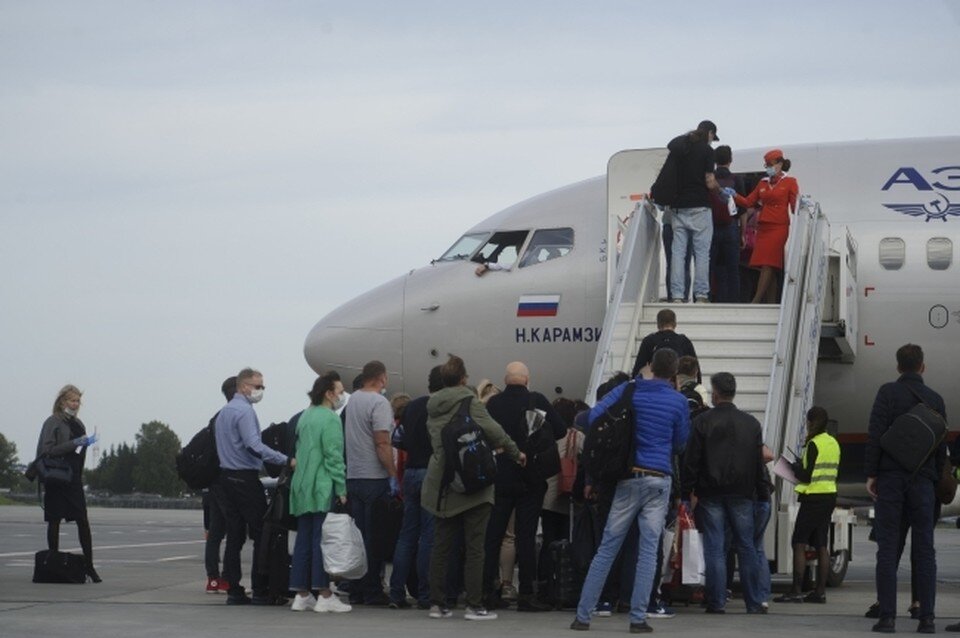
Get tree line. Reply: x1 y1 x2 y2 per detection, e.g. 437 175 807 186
0 421 186 497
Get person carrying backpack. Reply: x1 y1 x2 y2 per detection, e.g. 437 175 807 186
571 349 690 634
677 356 710 417
630 309 699 381
421 355 526 622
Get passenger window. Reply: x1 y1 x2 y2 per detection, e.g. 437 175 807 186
437 232 490 262
472 230 529 269
926 237 953 270
519 227 575 268
879 237 905 270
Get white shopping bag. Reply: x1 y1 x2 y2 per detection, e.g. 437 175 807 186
661 528 676 580
681 528 705 585
321 512 368 580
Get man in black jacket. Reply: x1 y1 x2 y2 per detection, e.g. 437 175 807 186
483 361 566 611
631 308 699 380
866 344 946 634
681 372 766 614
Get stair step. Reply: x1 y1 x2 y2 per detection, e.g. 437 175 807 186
636 324 780 342
642 303 781 324
696 357 772 376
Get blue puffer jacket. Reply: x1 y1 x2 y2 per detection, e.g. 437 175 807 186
588 378 690 475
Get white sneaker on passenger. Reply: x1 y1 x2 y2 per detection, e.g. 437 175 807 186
429 605 453 619
464 607 497 620
290 594 317 611
314 594 352 613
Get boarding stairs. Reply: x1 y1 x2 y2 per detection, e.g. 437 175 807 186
587 195 832 488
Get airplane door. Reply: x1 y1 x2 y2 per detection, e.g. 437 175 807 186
838 228 859 360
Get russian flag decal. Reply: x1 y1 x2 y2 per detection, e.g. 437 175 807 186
517 294 560 317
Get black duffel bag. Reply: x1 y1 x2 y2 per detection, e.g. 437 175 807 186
33 550 87 584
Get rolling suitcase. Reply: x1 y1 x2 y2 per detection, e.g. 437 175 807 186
548 501 582 609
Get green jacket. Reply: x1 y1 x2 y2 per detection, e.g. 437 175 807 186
289 405 347 516
421 385 521 518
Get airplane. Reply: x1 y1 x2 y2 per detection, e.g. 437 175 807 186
304 136 960 577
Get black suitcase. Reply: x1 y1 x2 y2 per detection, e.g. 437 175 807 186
33 550 86 584
548 539 580 609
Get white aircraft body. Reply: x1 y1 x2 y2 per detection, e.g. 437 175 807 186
306 136 958 480
305 136 960 580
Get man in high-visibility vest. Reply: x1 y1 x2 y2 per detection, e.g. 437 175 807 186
773 407 839 604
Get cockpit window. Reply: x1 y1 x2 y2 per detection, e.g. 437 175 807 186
471 230 529 269
519 227 574 268
437 232 490 262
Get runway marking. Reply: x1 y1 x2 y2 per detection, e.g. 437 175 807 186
155 555 197 562
0 540 204 558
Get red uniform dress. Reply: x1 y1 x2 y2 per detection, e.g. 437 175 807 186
734 174 799 270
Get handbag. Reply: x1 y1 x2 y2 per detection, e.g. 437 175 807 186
558 430 580 496
34 456 74 485
937 463 958 505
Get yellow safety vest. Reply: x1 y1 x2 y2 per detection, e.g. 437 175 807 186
795 432 840 495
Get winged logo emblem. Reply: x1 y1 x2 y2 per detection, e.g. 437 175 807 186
884 194 960 222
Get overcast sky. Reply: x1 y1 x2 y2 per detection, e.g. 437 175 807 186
2 1 959 469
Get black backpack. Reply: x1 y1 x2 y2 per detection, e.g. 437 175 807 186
679 380 709 419
439 396 497 504
581 381 637 483
880 384 948 474
175 417 219 490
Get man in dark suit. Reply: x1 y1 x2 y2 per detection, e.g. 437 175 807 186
866 344 946 634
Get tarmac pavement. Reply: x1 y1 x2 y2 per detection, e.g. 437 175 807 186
2 506 960 637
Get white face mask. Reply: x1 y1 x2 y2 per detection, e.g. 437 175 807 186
64 407 77 417
248 389 264 404
332 393 347 411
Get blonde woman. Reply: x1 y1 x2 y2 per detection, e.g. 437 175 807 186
36 384 100 582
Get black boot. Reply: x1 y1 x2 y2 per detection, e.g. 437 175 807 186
517 594 553 612
86 564 102 583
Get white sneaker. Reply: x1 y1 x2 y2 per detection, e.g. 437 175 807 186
464 606 497 620
291 594 317 611
429 605 453 619
314 594 352 613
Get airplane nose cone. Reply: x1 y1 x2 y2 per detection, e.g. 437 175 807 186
304 275 404 384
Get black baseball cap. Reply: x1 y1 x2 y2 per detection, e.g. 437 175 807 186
697 120 719 141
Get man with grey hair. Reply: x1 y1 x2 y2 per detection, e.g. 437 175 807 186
214 367 294 606
680 372 767 614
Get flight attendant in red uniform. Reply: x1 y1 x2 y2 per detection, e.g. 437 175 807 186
732 149 798 303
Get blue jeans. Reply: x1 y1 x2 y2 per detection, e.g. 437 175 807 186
710 223 741 303
347 477 390 602
695 495 762 611
576 475 670 624
670 207 713 300
662 216 691 301
875 472 936 621
388 468 433 605
290 512 330 591
752 500 772 603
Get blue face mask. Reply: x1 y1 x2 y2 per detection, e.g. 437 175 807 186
765 165 778 177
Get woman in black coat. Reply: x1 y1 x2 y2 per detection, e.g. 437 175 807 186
36 384 100 582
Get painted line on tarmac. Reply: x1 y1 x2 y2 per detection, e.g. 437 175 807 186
154 555 197 562
0 539 203 558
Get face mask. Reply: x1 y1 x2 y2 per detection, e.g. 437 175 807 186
332 393 347 411
248 389 264 404
765 166 778 177
380 388 387 396
64 407 77 417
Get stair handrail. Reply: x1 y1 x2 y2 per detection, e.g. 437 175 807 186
585 198 660 404
777 204 831 507
762 197 817 455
